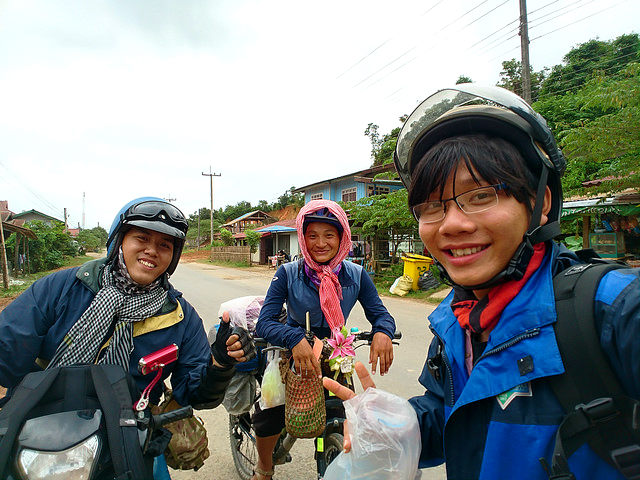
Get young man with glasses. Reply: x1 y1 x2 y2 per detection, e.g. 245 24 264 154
324 85 639 479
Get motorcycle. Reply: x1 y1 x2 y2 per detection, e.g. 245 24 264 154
0 345 192 480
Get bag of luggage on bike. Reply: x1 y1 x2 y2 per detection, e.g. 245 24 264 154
154 389 210 471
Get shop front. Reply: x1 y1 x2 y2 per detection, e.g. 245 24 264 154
562 192 640 267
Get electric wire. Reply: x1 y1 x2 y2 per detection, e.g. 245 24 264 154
0 160 64 219
335 0 447 80
353 0 508 89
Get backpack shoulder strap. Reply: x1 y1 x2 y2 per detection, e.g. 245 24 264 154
545 262 640 480
90 365 149 480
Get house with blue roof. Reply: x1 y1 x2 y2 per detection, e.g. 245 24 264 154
292 163 403 204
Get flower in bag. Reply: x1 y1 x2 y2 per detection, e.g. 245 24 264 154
327 327 355 359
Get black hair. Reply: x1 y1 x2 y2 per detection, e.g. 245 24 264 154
408 134 538 213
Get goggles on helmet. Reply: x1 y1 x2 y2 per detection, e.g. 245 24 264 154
121 201 188 239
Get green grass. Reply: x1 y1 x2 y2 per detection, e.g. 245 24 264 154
1 255 93 298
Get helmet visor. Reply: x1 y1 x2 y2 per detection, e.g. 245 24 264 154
395 85 540 184
123 201 188 239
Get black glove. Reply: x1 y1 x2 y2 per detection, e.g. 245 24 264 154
211 320 257 367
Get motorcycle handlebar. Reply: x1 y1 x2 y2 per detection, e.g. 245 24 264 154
253 330 402 348
153 406 193 428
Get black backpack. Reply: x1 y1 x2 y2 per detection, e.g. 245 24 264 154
544 254 640 480
0 364 154 480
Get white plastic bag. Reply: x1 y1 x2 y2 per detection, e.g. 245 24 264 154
323 387 422 480
217 295 265 333
389 275 412 296
258 350 286 410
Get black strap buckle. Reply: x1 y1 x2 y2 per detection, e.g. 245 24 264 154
611 444 640 480
576 397 619 425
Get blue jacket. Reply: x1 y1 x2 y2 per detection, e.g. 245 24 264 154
409 243 640 480
0 259 216 407
256 260 396 348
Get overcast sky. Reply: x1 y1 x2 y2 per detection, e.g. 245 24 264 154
1 0 638 230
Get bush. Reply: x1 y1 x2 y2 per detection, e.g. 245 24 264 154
24 221 78 272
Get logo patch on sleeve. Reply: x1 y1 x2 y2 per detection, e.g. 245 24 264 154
496 382 532 410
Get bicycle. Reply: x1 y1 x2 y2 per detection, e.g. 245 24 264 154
228 329 402 480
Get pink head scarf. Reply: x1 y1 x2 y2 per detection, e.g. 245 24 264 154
296 200 352 333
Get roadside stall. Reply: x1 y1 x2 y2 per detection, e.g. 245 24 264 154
561 192 640 267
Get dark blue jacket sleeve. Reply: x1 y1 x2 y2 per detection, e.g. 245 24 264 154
595 268 640 399
357 268 396 339
255 266 306 350
408 336 446 468
170 298 216 406
0 269 76 388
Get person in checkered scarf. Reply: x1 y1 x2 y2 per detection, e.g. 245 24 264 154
0 198 256 476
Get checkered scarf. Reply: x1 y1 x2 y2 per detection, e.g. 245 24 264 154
48 248 168 370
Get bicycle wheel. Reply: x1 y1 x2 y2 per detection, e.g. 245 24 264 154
316 432 344 476
229 412 257 480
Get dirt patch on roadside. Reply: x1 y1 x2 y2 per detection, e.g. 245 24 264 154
0 295 17 313
180 249 211 262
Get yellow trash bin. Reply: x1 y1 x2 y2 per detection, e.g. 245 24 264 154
401 253 433 291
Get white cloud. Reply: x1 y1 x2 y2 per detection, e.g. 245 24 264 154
0 0 638 229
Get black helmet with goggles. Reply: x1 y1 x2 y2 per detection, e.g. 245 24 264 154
106 197 189 276
394 84 566 290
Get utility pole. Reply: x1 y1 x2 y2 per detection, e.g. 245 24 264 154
0 217 9 289
519 0 532 103
202 167 221 246
64 208 68 233
197 208 201 251
82 192 85 230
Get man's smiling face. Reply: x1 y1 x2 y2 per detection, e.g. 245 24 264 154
121 227 174 285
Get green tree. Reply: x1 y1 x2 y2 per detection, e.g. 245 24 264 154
539 34 640 98
220 228 234 246
77 230 101 254
342 189 417 260
364 119 406 166
88 226 108 247
24 221 78 272
456 75 473 84
555 63 640 195
245 229 261 264
497 58 547 102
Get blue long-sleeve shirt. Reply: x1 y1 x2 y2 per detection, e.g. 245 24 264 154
256 260 396 349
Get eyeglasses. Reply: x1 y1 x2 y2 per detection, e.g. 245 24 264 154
412 184 507 224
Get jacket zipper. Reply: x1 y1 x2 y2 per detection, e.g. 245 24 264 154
477 328 541 361
430 327 456 406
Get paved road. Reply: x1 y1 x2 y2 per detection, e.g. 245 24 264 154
169 261 447 480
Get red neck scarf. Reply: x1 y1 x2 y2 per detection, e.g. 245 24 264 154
451 243 546 335
296 200 352 333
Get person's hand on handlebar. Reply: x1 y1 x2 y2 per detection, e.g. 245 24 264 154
211 311 256 367
292 337 323 378
369 331 394 375
323 361 375 453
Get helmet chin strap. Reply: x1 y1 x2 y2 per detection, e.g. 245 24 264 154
436 166 560 292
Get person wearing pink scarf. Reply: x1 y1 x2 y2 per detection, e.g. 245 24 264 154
251 199 396 480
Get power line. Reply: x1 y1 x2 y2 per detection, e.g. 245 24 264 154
530 0 632 43
353 0 508 89
335 0 447 80
0 160 63 218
